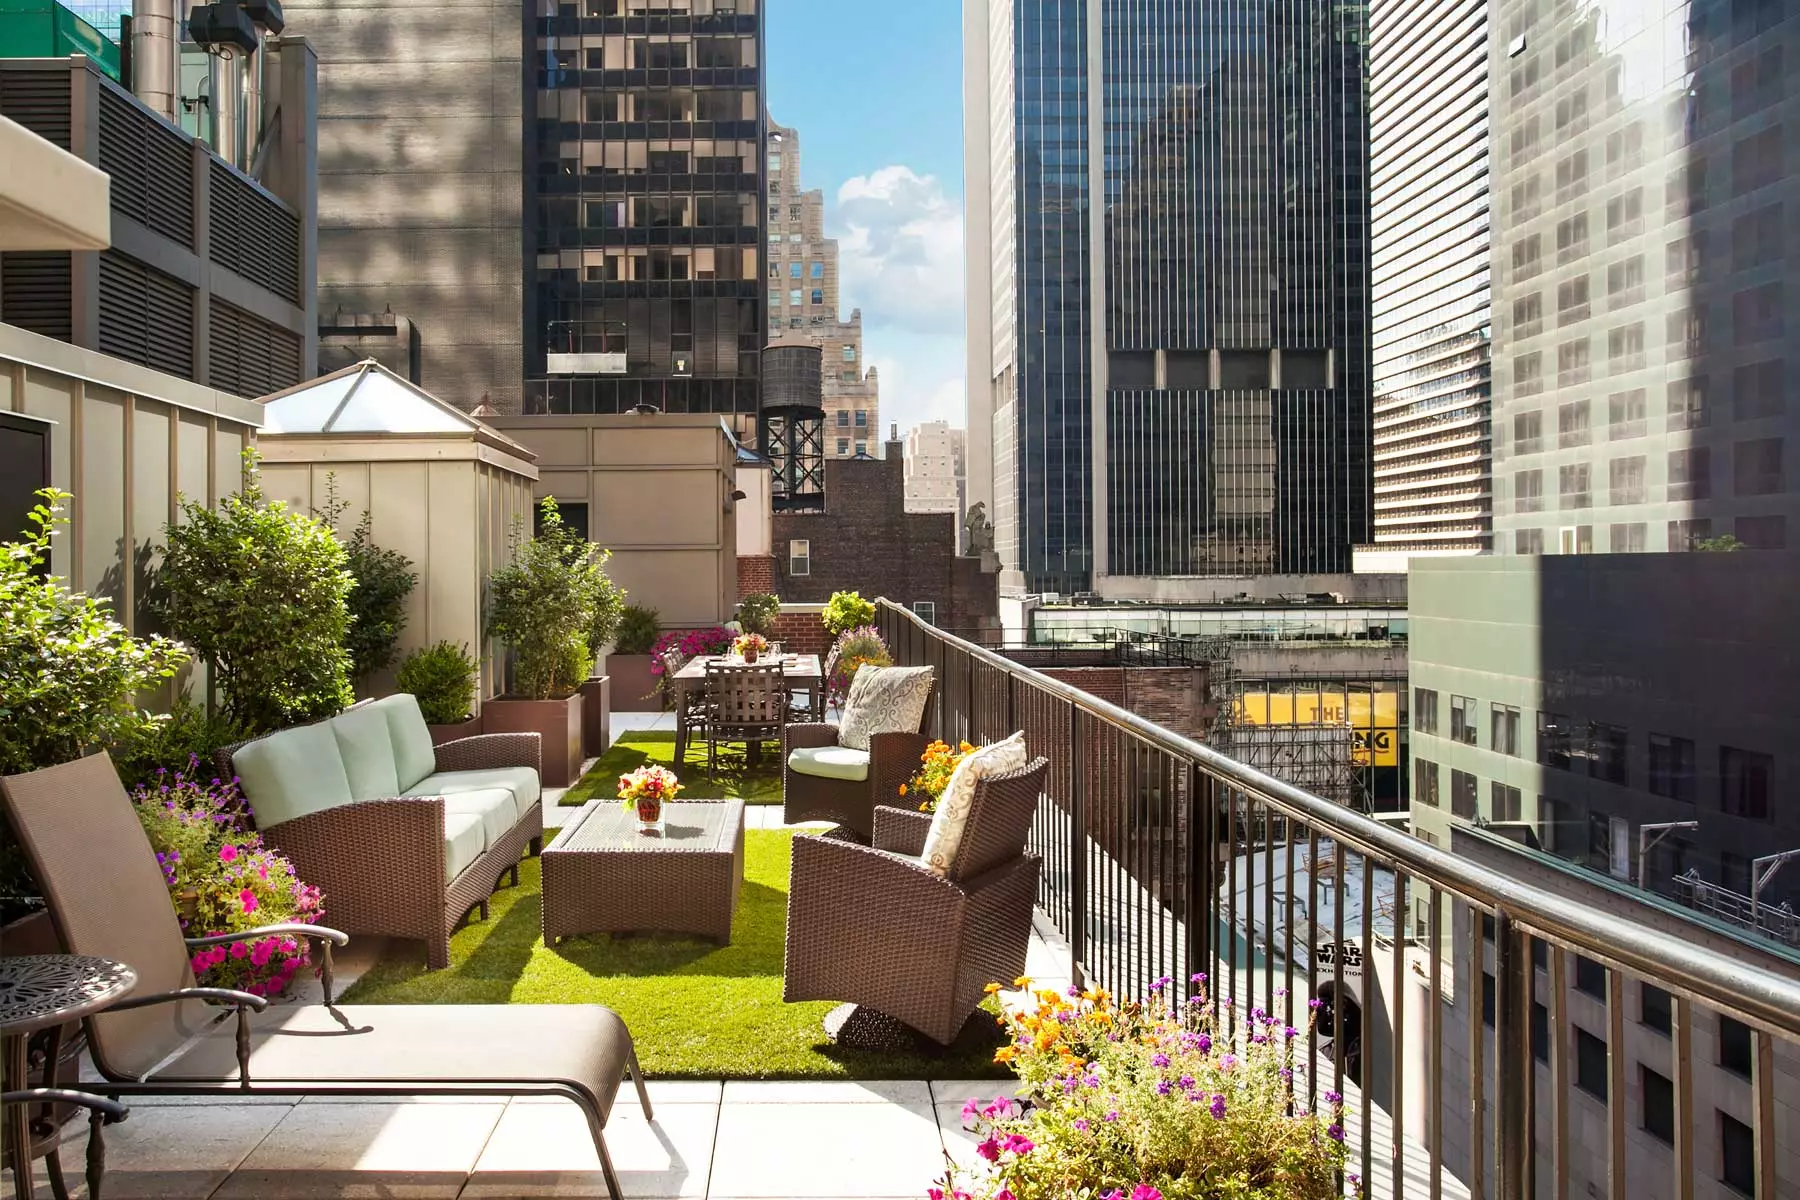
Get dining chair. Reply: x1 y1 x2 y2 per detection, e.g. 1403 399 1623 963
703 662 787 780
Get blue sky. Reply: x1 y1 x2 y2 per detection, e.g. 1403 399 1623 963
767 0 967 437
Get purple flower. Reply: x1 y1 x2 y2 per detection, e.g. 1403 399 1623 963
1155 1079 1172 1096
1149 974 1170 994
1210 1094 1228 1119
1326 1089 1343 1106
1309 997 1323 1010
1220 1053 1238 1069
1191 972 1207 984
1067 985 1083 998
1150 1052 1170 1068
1179 1074 1194 1089
1283 1025 1300 1039
1328 1123 1345 1142
1104 1109 1120 1122
1073 1117 1089 1132
1082 1072 1100 1088
1196 1033 1212 1053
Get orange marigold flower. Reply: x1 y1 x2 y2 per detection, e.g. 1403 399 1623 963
983 982 1003 995
993 1046 1016 1064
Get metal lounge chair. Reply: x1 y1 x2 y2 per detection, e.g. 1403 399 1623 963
782 756 1050 1045
0 753 654 1200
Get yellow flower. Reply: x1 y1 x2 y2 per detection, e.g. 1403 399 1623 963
897 783 907 796
1014 975 1033 988
983 982 1003 995
993 1046 1016 1064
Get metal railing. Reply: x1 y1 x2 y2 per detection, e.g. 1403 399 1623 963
876 600 1800 1200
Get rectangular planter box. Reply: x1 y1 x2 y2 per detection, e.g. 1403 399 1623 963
428 715 483 746
482 693 584 787
578 676 612 757
605 654 662 711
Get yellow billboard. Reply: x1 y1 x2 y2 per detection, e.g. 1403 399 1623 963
1235 691 1399 767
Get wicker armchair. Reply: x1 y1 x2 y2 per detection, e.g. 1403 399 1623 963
705 661 786 780
782 691 935 840
783 756 1049 1045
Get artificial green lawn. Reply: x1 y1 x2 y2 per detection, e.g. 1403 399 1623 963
559 730 783 806
339 829 1011 1079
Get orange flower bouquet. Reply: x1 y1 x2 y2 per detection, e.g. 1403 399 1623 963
899 738 976 813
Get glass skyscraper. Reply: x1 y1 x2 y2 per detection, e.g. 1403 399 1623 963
968 0 1373 594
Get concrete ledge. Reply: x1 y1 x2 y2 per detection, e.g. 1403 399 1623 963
0 113 109 252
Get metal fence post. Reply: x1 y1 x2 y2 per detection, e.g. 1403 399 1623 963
1183 761 1214 1007
1494 912 1530 1200
1068 701 1086 988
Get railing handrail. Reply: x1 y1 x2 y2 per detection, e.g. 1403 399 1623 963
876 600 1800 1038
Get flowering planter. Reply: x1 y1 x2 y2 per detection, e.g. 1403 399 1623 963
482 692 584 787
606 654 661 711
578 675 612 757
427 715 483 746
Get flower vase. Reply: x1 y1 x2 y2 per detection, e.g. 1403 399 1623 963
744 645 760 663
635 795 664 833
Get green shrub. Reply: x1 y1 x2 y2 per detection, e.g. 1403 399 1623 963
394 641 478 725
158 450 355 735
615 604 661 655
822 590 876 638
735 592 781 636
485 498 602 699
0 489 189 776
317 478 418 682
109 693 244 790
586 549 628 659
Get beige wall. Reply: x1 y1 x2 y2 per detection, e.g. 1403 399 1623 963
256 436 537 710
735 463 772 557
491 413 739 629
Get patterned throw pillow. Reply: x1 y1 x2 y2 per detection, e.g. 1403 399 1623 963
837 666 934 751
919 731 1029 877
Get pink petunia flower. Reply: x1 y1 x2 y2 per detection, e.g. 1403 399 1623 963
219 844 239 863
1131 1188 1163 1200
239 889 259 914
230 941 247 959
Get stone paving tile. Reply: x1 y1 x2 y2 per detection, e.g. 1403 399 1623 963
510 1080 723 1107
212 1100 506 1199
461 1097 717 1199
36 1099 292 1199
708 1100 946 1198
720 1080 931 1105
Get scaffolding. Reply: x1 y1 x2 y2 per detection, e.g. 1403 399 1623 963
1672 870 1800 949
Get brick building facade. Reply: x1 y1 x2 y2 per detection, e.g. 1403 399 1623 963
759 438 999 637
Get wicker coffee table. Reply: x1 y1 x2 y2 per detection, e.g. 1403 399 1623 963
542 799 745 946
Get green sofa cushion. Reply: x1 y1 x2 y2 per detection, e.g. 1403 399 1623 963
786 745 871 782
443 810 486 883
330 705 402 801
372 693 437 792
405 768 541 824
434 788 518 851
234 722 354 830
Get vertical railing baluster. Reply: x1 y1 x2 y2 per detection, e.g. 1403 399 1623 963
1283 813 1296 1033
1307 824 1320 1115
1752 1027 1775 1200
1331 835 1345 1109
1228 789 1240 1013
1068 702 1086 989
1548 945 1568 1200
1391 871 1408 1200
1263 802 1276 1019
1428 886 1443 1200
1469 904 1486 1200
1184 763 1212 1012
1605 967 1627 1200
1360 853 1374 1193
1495 913 1529 1200
1671 996 1693 1200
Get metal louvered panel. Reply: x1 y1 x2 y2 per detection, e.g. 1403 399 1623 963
208 299 301 399
0 69 71 148
97 85 194 247
208 163 300 304
0 253 73 341
97 251 194 379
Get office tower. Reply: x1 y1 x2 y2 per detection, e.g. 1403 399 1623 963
1368 0 1492 562
766 118 881 458
965 2 1373 595
903 420 966 516
523 0 765 425
1488 1 1800 554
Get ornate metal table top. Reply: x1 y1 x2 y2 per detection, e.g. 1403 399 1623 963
0 954 137 1036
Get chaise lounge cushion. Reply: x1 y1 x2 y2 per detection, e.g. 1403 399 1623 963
330 705 402 801
372 693 439 792
443 811 487 882
786 745 871 782
233 722 354 830
837 666 934 752
438 788 521 851
405 767 542 824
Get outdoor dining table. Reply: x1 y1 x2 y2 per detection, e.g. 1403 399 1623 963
670 653 822 765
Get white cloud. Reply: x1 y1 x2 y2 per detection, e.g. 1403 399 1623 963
866 331 966 436
830 165 965 337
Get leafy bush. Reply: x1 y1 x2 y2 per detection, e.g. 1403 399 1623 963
317 479 417 682
735 592 781 636
614 604 662 655
938 976 1349 1200
649 626 734 675
827 625 892 702
135 760 325 998
0 489 188 776
395 642 478 725
109 694 244 791
587 550 628 660
485 499 602 699
822 590 876 637
158 452 355 735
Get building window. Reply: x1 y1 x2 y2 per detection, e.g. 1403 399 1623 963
1588 722 1627 785
1482 971 1496 1027
1558 464 1592 509
911 601 936 625
767 152 781 171
1732 358 1785 421
1557 399 1591 447
1607 389 1646 439
836 410 849 427
788 289 803 306
1491 782 1522 822
1516 528 1545 555
1609 523 1646 552
1414 688 1439 735
1513 410 1543 453
842 345 857 362
1574 955 1606 998
1641 984 1672 1034
1513 351 1544 395
810 289 823 305
788 539 810 576
1641 1066 1674 1144
1719 1016 1752 1078
789 262 802 279
1669 518 1712 551
1557 337 1591 385
1720 1111 1756 1195
1533 1000 1550 1063
1450 696 1477 745
1414 758 1440 808
1556 276 1591 325
1539 796 1577 856
854 411 867 427
1491 704 1521 756
1668 448 1712 501
1720 746 1772 820
1736 514 1787 549
1575 1028 1608 1099
810 262 824 278
1559 525 1594 554
1539 712 1575 770
1648 734 1695 802
854 441 867 456
1451 770 1478 820
1733 438 1785 495
1514 470 1544 513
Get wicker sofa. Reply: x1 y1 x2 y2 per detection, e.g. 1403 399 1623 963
218 694 543 968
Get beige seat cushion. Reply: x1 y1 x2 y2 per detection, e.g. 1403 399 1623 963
837 666 933 751
919 731 1028 877
786 745 871 782
371 693 438 792
330 704 402 801
443 811 486 882
407 767 541 824
433 788 518 852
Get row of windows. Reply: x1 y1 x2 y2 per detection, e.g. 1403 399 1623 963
1415 688 1775 819
768 261 828 280
1508 442 1786 509
1512 516 1788 555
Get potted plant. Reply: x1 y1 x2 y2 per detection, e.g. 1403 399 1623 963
822 590 876 639
732 631 769 663
649 625 734 707
481 500 602 786
395 641 481 744
617 763 681 834
735 592 780 638
578 550 627 757
826 625 893 704
897 739 975 813
608 604 662 710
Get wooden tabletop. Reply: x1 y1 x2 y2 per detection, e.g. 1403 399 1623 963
671 653 822 683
